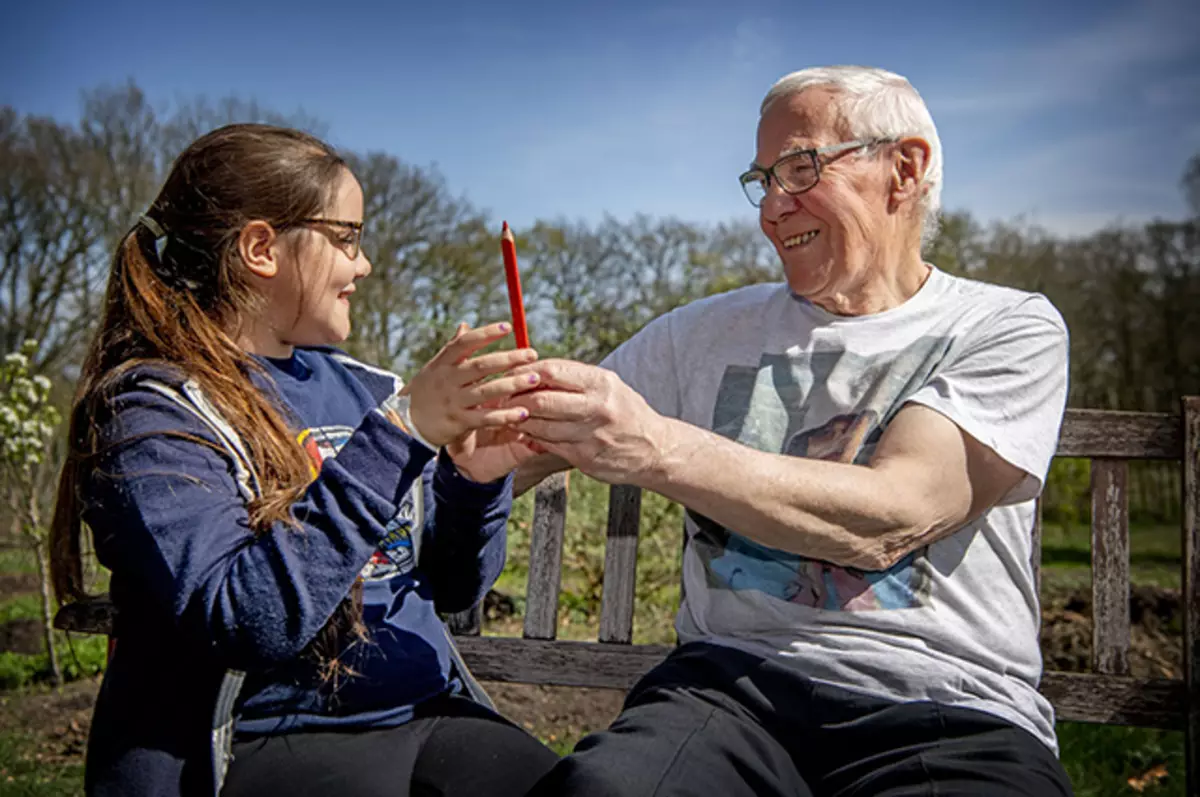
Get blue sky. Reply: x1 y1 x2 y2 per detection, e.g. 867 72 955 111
3 0 1197 236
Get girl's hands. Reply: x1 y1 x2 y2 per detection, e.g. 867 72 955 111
403 322 541 481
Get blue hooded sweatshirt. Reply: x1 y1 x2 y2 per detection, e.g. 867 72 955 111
80 348 510 797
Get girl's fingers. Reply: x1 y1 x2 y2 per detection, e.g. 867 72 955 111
468 372 542 403
439 322 516 364
467 405 533 428
423 322 471 367
455 348 539 385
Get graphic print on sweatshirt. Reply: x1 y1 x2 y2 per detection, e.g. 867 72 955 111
298 425 418 581
694 342 949 611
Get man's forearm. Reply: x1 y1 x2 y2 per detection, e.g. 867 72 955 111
638 418 943 571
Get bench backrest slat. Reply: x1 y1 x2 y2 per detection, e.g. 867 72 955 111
1030 497 1044 595
1090 459 1131 675
1058 409 1180 459
599 485 642 644
523 472 569 640
1181 397 1200 791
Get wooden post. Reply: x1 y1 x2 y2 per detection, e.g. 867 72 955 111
1031 497 1043 596
599 485 642 644
1181 397 1199 797
1090 459 1131 675
523 473 569 640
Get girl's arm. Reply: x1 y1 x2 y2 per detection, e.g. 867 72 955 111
87 386 435 669
418 451 512 614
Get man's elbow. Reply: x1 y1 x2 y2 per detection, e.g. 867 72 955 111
852 544 913 573
854 511 965 572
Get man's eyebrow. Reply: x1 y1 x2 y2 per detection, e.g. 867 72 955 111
750 146 815 171
778 145 814 159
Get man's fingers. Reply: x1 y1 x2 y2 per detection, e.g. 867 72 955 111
513 418 589 443
506 388 593 420
505 359 605 392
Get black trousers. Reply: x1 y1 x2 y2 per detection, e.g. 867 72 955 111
530 642 1074 797
221 694 559 797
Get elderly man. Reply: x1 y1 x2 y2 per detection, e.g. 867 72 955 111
513 65 1073 796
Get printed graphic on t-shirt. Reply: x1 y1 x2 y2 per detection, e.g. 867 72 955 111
297 425 417 581
699 342 948 611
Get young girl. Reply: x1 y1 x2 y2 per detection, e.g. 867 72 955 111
49 124 558 797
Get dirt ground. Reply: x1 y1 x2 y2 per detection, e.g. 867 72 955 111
1039 584 1183 679
0 676 625 767
0 583 1184 767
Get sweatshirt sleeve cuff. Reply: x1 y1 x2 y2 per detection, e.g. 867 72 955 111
379 391 438 453
434 449 513 509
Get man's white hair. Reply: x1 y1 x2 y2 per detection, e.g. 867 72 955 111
761 66 943 249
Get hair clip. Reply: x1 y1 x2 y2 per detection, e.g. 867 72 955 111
138 214 169 260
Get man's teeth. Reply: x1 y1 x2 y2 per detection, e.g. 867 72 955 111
783 231 819 249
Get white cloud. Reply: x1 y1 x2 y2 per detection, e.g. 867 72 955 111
1142 71 1200 109
943 118 1196 236
930 0 1200 117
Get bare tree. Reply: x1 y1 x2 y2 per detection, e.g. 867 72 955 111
344 153 504 372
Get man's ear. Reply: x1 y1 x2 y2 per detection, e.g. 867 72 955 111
889 137 931 210
238 220 279 279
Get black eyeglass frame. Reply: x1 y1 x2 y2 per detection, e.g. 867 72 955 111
738 137 897 207
297 217 365 259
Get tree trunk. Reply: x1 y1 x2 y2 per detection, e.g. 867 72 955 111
28 498 62 686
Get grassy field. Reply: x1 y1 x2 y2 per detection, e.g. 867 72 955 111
0 483 1188 796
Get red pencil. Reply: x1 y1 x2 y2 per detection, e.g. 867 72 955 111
500 221 530 349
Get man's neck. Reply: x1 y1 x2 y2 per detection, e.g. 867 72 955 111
814 254 932 316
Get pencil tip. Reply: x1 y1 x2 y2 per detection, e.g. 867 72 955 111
502 220 509 232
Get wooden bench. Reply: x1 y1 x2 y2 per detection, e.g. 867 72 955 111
55 400 1200 792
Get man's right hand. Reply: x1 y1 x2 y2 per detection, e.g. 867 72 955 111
507 359 671 488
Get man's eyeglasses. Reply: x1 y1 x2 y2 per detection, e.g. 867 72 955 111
738 138 895 207
298 218 365 260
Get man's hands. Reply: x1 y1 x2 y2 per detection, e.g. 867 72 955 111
505 360 670 485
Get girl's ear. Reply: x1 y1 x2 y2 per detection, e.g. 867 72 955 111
239 221 279 279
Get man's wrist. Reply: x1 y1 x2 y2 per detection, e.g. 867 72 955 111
636 415 686 494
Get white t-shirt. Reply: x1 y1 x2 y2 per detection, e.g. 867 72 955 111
601 266 1070 753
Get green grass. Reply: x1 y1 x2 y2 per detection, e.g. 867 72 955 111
0 592 108 691
0 549 38 578
1042 522 1182 587
0 729 84 797
0 595 42 627
0 637 108 691
1059 723 1185 796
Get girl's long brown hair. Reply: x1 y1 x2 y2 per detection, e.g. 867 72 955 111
50 123 364 672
